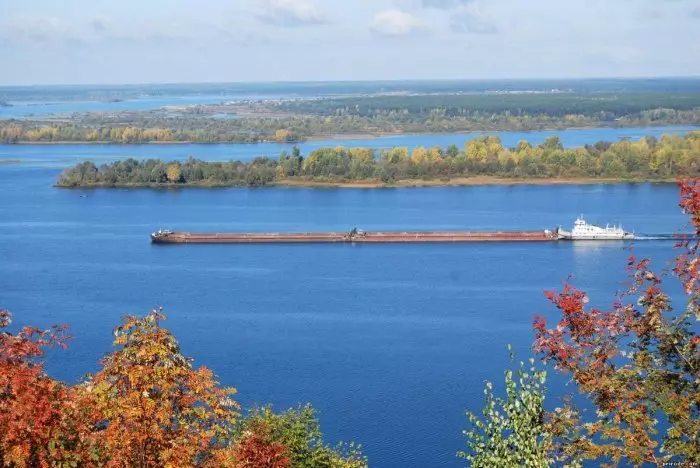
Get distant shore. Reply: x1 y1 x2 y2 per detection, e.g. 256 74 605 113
56 176 677 190
6 123 699 146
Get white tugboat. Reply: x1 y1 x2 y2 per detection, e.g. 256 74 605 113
557 216 634 240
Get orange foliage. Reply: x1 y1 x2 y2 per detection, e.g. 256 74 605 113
76 310 241 467
0 309 242 467
533 178 700 464
0 310 70 467
233 424 290 468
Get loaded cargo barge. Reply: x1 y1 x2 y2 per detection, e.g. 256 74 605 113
150 218 639 244
151 228 559 244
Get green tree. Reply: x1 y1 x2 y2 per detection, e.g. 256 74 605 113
459 348 574 468
462 181 700 467
239 405 366 468
446 144 460 158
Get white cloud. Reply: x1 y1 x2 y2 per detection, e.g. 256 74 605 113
449 3 497 34
254 0 329 27
370 9 425 37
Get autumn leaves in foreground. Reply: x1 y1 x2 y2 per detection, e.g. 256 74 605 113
462 180 699 467
2 180 699 467
0 310 366 467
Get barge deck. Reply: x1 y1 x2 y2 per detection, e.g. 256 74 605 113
151 229 559 244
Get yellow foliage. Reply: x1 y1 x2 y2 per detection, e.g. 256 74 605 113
274 129 292 143
166 164 182 183
411 146 429 163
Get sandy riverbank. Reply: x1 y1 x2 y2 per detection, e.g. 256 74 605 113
58 177 678 189
273 176 677 188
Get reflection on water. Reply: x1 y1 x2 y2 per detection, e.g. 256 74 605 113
571 240 632 253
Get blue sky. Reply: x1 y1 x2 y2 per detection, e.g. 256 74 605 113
0 0 699 85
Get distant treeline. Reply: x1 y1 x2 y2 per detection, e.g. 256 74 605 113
274 93 700 119
57 132 700 187
3 106 700 145
3 78 700 102
0 123 301 144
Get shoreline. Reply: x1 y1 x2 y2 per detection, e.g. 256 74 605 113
275 177 677 188
56 177 678 190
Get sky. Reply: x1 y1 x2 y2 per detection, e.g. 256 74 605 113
0 0 699 85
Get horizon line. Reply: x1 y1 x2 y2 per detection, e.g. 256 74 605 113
2 75 700 89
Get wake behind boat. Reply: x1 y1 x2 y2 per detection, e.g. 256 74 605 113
556 216 634 240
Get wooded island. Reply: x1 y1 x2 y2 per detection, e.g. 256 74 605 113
57 133 700 188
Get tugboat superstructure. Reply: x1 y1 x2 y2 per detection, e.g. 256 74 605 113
557 216 634 240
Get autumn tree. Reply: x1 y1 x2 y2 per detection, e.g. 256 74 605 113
78 310 241 467
0 310 70 467
1 308 365 466
166 163 183 183
237 405 367 468
275 129 293 143
462 180 700 466
232 424 290 468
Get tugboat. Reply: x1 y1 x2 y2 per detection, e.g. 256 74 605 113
557 216 634 240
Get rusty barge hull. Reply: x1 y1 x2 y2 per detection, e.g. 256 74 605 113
152 231 557 244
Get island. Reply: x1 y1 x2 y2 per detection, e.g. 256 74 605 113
56 132 700 188
2 90 700 144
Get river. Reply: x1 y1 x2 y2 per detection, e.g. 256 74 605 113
0 125 696 170
0 131 691 467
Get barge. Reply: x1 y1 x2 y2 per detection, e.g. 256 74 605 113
150 217 637 245
151 228 559 244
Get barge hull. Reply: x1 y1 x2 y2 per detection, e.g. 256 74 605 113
152 231 557 244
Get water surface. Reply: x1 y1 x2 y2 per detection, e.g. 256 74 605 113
0 161 688 467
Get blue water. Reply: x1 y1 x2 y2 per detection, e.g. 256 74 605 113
0 94 289 119
0 152 691 466
0 125 696 170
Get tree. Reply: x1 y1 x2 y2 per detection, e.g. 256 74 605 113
275 129 293 143
79 310 241 466
446 144 460 158
166 163 183 183
541 136 563 151
239 405 367 468
0 310 71 467
233 424 290 468
411 146 429 163
459 348 556 468
1 308 366 466
462 180 700 466
465 139 487 161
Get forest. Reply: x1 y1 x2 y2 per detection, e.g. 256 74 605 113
57 132 700 187
2 91 700 143
0 123 301 144
273 92 700 119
